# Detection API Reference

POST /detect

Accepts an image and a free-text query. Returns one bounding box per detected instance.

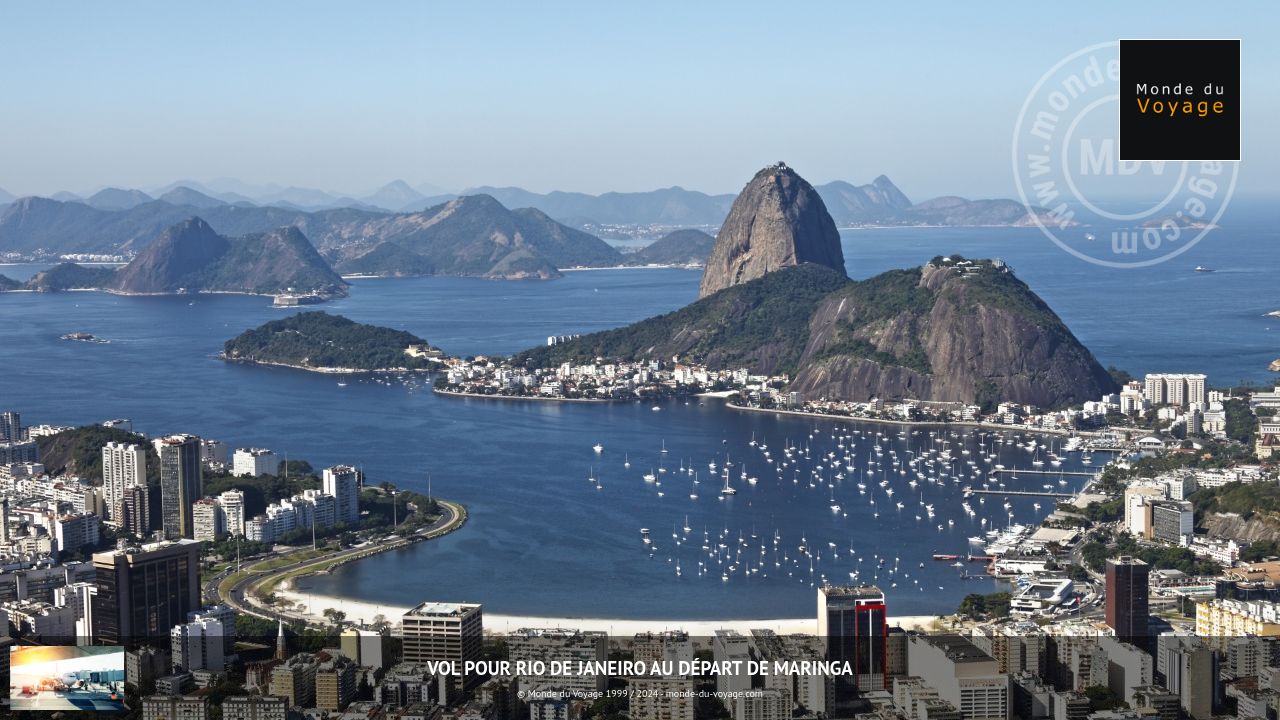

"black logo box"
[1119,39,1240,161]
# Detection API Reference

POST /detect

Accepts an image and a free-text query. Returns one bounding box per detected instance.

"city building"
[156,435,202,539]
[221,695,288,720]
[727,688,791,720]
[818,584,887,692]
[218,489,246,537]
[401,601,482,690]
[91,539,202,643]
[142,694,210,720]
[269,652,320,708]
[1105,557,1149,643]
[341,625,393,670]
[192,498,223,542]
[102,441,146,525]
[0,410,21,442]
[508,628,608,694]
[120,484,152,537]
[323,465,360,525]
[712,629,755,696]
[1151,501,1194,545]
[628,676,696,720]
[907,634,1009,720]
[315,654,358,711]
[1143,373,1207,408]
[172,617,226,672]
[233,447,278,478]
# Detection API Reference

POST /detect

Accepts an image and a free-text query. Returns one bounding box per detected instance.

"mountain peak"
[698,163,845,298]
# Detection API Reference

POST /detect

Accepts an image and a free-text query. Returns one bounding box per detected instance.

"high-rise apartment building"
[102,441,146,525]
[156,435,202,539]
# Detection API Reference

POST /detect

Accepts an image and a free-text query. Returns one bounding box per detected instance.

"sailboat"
[593,443,603,454]
[720,469,737,496]
[624,454,630,469]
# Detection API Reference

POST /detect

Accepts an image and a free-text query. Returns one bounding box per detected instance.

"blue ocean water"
[0,203,1275,619]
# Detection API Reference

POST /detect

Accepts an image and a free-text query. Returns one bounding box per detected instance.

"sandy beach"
[276,587,942,635]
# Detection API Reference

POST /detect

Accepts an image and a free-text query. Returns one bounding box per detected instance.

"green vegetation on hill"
[35,425,159,483]
[956,592,1011,620]
[1191,481,1280,521]
[223,311,438,371]
[24,263,118,291]
[512,263,852,374]
[1079,531,1221,576]
[1224,398,1259,445]
[0,274,21,291]
[812,268,935,374]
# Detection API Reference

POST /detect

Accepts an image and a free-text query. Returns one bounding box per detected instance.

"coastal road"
[214,499,467,623]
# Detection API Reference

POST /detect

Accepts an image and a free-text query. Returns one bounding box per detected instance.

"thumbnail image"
[9,645,127,712]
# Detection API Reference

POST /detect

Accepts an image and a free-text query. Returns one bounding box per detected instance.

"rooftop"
[405,601,481,618]
[915,634,995,664]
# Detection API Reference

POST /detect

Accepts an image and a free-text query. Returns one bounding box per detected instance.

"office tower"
[323,465,360,525]
[401,601,482,690]
[907,634,1009,720]
[0,410,20,442]
[172,617,226,672]
[221,696,288,720]
[91,539,202,643]
[218,489,246,537]
[818,584,887,692]
[1106,557,1150,643]
[121,485,152,537]
[157,435,202,539]
[102,441,146,524]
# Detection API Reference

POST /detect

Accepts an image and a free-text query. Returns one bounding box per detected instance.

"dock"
[993,468,1098,477]
[966,489,1075,499]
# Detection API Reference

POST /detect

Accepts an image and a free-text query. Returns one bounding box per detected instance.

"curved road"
[213,499,466,623]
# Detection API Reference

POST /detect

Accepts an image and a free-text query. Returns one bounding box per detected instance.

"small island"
[222,311,442,373]
[60,332,109,344]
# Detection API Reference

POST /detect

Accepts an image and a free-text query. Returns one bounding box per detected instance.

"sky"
[1,1,1276,200]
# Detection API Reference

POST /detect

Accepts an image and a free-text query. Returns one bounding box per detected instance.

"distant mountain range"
[0,192,625,281]
[0,174,1056,232]
[7,218,347,296]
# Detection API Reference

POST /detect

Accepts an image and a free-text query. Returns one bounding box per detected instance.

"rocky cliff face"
[789,259,1116,408]
[698,163,845,298]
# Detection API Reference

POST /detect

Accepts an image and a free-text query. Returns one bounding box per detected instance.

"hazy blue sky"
[1,2,1275,199]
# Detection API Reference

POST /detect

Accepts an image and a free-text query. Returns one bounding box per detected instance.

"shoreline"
[432,386,625,403]
[274,588,942,634]
[220,354,436,375]
[725,401,1095,438]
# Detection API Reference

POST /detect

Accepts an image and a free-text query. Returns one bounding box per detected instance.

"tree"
[322,608,347,627]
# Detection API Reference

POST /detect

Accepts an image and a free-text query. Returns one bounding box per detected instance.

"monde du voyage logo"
[1013,40,1241,268]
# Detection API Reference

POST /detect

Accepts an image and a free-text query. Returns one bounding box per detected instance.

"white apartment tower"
[102,441,146,525]
[323,465,360,525]
[218,489,246,537]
